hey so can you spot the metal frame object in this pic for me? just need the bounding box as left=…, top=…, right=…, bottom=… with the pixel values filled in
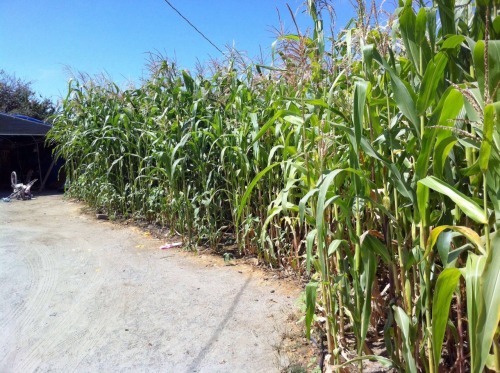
left=8, top=171, right=37, bottom=200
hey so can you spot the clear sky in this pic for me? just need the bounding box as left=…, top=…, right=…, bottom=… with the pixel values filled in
left=0, top=1, right=355, bottom=103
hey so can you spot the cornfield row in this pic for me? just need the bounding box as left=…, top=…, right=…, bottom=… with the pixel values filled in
left=48, top=0, right=500, bottom=371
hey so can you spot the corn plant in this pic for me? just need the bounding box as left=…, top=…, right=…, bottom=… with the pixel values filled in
left=47, top=0, right=500, bottom=371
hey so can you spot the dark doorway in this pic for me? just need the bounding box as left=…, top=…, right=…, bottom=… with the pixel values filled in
left=0, top=113, right=64, bottom=191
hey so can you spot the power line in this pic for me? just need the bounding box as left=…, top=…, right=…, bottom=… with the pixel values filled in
left=162, top=0, right=225, bottom=55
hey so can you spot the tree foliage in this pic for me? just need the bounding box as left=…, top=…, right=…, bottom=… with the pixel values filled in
left=0, top=70, right=55, bottom=121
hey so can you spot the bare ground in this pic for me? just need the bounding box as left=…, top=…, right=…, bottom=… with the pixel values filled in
left=0, top=194, right=305, bottom=373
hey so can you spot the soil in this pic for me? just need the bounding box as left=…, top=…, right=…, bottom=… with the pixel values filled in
left=0, top=194, right=311, bottom=372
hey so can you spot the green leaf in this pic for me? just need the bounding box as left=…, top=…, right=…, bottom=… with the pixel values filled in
left=426, top=8, right=437, bottom=52
left=463, top=234, right=500, bottom=373
left=441, top=35, right=465, bottom=49
left=437, top=88, right=464, bottom=128
left=251, top=110, right=296, bottom=145
left=393, top=306, right=417, bottom=373
left=473, top=40, right=500, bottom=102
left=334, top=122, right=416, bottom=202
left=260, top=206, right=283, bottom=244
left=436, top=230, right=454, bottom=267
left=353, top=80, right=369, bottom=150
left=283, top=115, right=304, bottom=126
left=399, top=0, right=427, bottom=73
left=359, top=233, right=378, bottom=353
left=432, top=267, right=462, bottom=371
left=299, top=188, right=317, bottom=225
left=433, top=136, right=457, bottom=179
left=426, top=225, right=484, bottom=260
left=486, top=344, right=500, bottom=372
left=465, top=252, right=486, bottom=373
left=328, top=239, right=347, bottom=257
left=419, top=176, right=488, bottom=224
left=305, top=281, right=318, bottom=339
left=181, top=70, right=194, bottom=94
left=360, top=232, right=392, bottom=264
left=415, top=87, right=463, bottom=180
left=236, top=162, right=281, bottom=224
left=436, top=0, right=456, bottom=36
left=476, top=231, right=500, bottom=373
left=369, top=46, right=420, bottom=136
left=306, top=229, right=317, bottom=274
left=331, top=355, right=394, bottom=369
left=479, top=104, right=495, bottom=173
left=494, top=15, right=500, bottom=34
left=417, top=52, right=448, bottom=114
left=417, top=181, right=430, bottom=227
left=415, top=8, right=427, bottom=45
left=316, top=169, right=345, bottom=274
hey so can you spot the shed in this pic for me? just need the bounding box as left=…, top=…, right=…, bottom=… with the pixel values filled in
left=0, top=113, right=62, bottom=190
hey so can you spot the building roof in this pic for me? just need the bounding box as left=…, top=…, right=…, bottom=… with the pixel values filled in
left=0, top=112, right=52, bottom=136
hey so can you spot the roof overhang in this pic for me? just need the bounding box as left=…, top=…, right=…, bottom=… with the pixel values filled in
left=0, top=112, right=51, bottom=136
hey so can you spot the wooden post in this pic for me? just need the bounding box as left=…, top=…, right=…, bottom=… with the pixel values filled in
left=40, top=157, right=56, bottom=192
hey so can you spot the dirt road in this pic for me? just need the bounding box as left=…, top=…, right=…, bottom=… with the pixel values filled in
left=0, top=194, right=299, bottom=372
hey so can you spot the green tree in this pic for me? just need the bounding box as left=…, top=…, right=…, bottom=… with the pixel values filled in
left=0, top=70, right=55, bottom=121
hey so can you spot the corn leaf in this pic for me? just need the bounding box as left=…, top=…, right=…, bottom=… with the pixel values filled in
left=433, top=136, right=457, bottom=179
left=353, top=80, right=369, bottom=150
left=305, top=281, right=318, bottom=339
left=306, top=229, right=317, bottom=273
left=442, top=35, right=466, bottom=49
left=369, top=46, right=420, bottom=136
left=359, top=234, right=378, bottom=353
left=432, top=267, right=462, bottom=371
left=425, top=225, right=485, bottom=259
left=331, top=355, right=393, bottom=369
left=316, top=169, right=345, bottom=274
left=328, top=239, right=347, bottom=257
left=479, top=104, right=495, bottom=173
left=236, top=162, right=281, bottom=224
left=436, top=0, right=456, bottom=36
left=473, top=40, right=500, bottom=102
left=399, top=0, right=423, bottom=73
left=417, top=52, right=448, bottom=114
left=393, top=306, right=417, bottom=373
left=419, top=176, right=488, bottom=224
left=475, top=231, right=500, bottom=373
left=360, top=233, right=391, bottom=264
left=465, top=252, right=487, bottom=373
left=417, top=182, right=430, bottom=227
left=251, top=110, right=296, bottom=145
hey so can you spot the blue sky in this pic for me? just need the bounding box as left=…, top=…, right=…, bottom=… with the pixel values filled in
left=0, top=1, right=355, bottom=103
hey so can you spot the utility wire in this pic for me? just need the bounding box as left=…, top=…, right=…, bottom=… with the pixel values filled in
left=162, top=0, right=225, bottom=55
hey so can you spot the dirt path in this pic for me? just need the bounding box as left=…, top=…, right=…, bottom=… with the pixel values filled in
left=0, top=194, right=300, bottom=372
